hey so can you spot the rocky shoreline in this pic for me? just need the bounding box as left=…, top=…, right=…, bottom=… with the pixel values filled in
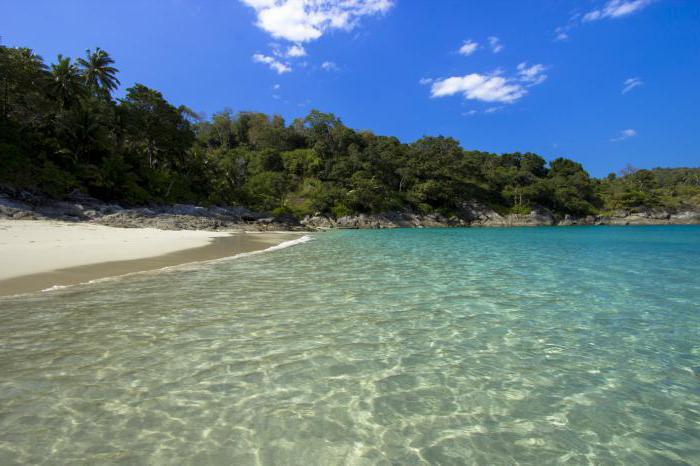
left=0, top=189, right=307, bottom=232
left=301, top=208, right=700, bottom=229
left=1, top=188, right=698, bottom=231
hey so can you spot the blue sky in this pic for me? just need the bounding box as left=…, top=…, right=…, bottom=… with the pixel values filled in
left=3, top=0, right=699, bottom=176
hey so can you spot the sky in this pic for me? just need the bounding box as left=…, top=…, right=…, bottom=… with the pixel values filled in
left=3, top=0, right=699, bottom=177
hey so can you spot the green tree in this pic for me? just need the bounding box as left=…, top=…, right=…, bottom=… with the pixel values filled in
left=48, top=55, right=86, bottom=109
left=244, top=171, right=288, bottom=211
left=77, top=47, right=120, bottom=96
left=0, top=47, right=49, bottom=120
left=119, top=84, right=194, bottom=169
left=545, top=158, right=597, bottom=215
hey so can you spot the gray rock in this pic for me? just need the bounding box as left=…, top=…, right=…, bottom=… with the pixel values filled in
left=670, top=211, right=700, bottom=224
left=35, top=202, right=87, bottom=220
left=167, top=204, right=208, bottom=216
left=458, top=201, right=506, bottom=226
left=1, top=186, right=698, bottom=231
left=301, top=215, right=336, bottom=229
left=506, top=208, right=556, bottom=227
left=11, top=210, right=40, bottom=220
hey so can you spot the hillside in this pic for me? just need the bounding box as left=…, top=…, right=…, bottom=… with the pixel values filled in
left=1, top=45, right=698, bottom=224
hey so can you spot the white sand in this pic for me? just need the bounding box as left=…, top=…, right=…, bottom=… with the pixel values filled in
left=0, top=220, right=231, bottom=281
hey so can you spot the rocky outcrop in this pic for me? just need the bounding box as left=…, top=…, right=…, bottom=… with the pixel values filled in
left=0, top=197, right=41, bottom=220
left=0, top=188, right=121, bottom=221
left=300, top=215, right=337, bottom=229
left=670, top=210, right=700, bottom=224
left=93, top=208, right=304, bottom=231
left=333, top=212, right=464, bottom=229
left=503, top=210, right=556, bottom=227
left=593, top=209, right=700, bottom=226
left=459, top=202, right=555, bottom=227
left=306, top=205, right=700, bottom=229
left=302, top=212, right=469, bottom=229
left=458, top=201, right=506, bottom=226
left=2, top=186, right=698, bottom=231
left=301, top=206, right=556, bottom=229
left=0, top=188, right=306, bottom=231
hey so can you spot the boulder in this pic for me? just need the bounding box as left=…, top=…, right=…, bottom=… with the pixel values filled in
left=458, top=201, right=507, bottom=226
left=503, top=209, right=555, bottom=227
left=0, top=197, right=35, bottom=219
left=301, top=215, right=336, bottom=229
left=167, top=204, right=208, bottom=216
left=64, top=189, right=103, bottom=207
left=35, top=201, right=87, bottom=220
left=670, top=210, right=700, bottom=224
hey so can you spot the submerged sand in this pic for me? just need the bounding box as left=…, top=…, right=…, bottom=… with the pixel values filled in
left=0, top=220, right=301, bottom=296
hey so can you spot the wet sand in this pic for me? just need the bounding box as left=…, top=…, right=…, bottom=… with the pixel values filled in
left=0, top=220, right=301, bottom=296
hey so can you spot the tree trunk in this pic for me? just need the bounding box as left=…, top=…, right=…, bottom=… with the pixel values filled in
left=164, top=179, right=175, bottom=200
left=2, top=78, right=8, bottom=119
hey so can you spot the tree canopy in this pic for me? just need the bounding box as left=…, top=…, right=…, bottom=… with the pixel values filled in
left=1, top=44, right=698, bottom=216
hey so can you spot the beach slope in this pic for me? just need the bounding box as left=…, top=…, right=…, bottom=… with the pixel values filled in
left=0, top=220, right=301, bottom=296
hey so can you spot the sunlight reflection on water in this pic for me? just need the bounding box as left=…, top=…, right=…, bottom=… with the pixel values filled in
left=1, top=226, right=699, bottom=465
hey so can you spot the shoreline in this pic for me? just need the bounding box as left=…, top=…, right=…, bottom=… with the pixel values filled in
left=301, top=209, right=700, bottom=229
left=3, top=192, right=699, bottom=232
left=4, top=205, right=700, bottom=232
left=0, top=220, right=303, bottom=297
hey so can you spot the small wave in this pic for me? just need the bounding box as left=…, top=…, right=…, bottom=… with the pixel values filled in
left=198, top=234, right=314, bottom=265
left=263, top=234, right=313, bottom=252
left=41, top=285, right=69, bottom=293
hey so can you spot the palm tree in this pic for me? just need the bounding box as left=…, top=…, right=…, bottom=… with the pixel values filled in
left=10, top=48, right=48, bottom=77
left=49, top=55, right=85, bottom=109
left=77, top=48, right=120, bottom=95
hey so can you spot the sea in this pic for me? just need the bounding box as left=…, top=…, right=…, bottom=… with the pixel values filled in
left=1, top=226, right=699, bottom=465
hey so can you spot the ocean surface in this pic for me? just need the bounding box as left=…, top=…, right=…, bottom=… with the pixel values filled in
left=1, top=226, right=699, bottom=465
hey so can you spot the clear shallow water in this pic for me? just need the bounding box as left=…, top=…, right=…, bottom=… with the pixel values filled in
left=1, top=226, right=699, bottom=465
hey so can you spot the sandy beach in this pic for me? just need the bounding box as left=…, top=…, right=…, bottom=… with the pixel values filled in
left=0, top=220, right=302, bottom=296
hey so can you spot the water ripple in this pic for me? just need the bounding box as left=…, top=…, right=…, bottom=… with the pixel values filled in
left=1, top=226, right=699, bottom=465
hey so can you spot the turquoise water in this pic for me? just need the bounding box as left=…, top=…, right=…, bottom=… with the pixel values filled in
left=1, top=226, right=699, bottom=465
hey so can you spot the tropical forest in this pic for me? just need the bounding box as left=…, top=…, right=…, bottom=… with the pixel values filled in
left=1, top=45, right=698, bottom=219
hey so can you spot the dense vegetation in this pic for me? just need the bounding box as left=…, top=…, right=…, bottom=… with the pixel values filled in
left=1, top=45, right=698, bottom=218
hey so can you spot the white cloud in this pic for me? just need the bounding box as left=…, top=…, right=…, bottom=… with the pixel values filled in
left=240, top=0, right=395, bottom=43
left=583, top=0, right=653, bottom=22
left=419, top=77, right=433, bottom=85
left=320, top=60, right=338, bottom=71
left=556, top=1, right=652, bottom=41
left=488, top=36, right=503, bottom=53
left=458, top=40, right=479, bottom=56
left=269, top=43, right=306, bottom=58
left=611, top=128, right=637, bottom=141
left=517, top=62, right=547, bottom=86
left=285, top=44, right=307, bottom=57
left=462, top=108, right=503, bottom=116
left=431, top=73, right=527, bottom=104
left=429, top=62, right=547, bottom=104
left=252, top=53, right=292, bottom=73
left=622, top=77, right=643, bottom=94
left=554, top=27, right=569, bottom=41
left=273, top=83, right=281, bottom=90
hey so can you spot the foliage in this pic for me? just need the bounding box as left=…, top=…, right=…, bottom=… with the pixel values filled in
left=1, top=44, right=697, bottom=217
left=598, top=167, right=700, bottom=211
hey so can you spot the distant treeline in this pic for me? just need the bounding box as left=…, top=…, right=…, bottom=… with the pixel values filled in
left=1, top=45, right=698, bottom=217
